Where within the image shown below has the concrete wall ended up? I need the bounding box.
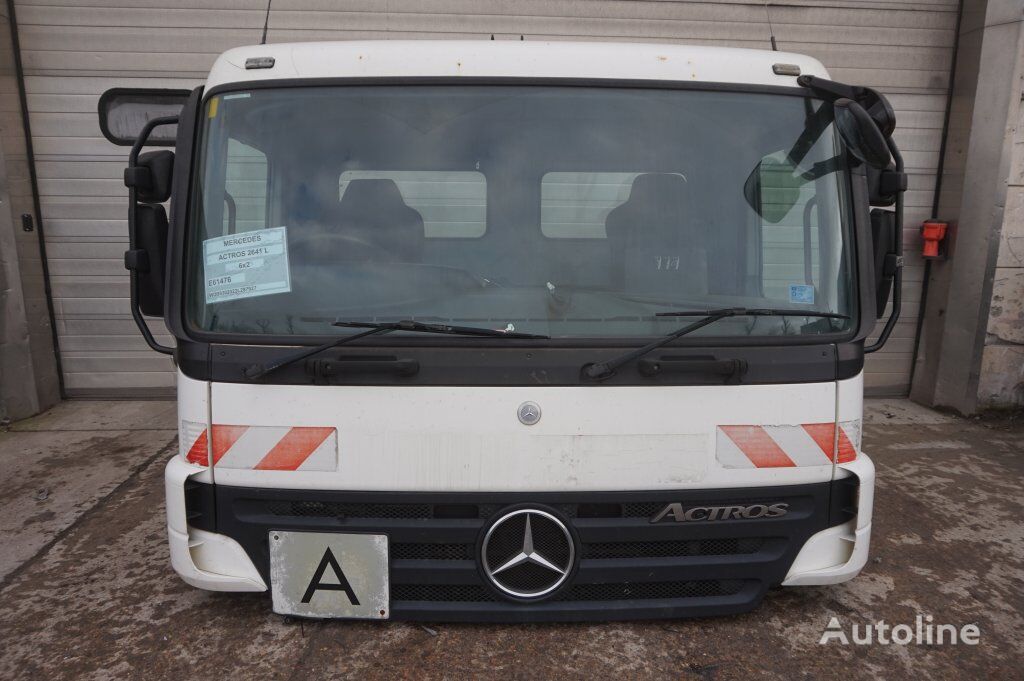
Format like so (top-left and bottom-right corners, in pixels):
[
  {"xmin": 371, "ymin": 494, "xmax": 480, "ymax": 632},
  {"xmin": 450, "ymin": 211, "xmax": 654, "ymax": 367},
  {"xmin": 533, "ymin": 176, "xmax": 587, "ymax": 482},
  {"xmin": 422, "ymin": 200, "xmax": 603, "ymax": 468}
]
[
  {"xmin": 0, "ymin": 0, "xmax": 59, "ymax": 422},
  {"xmin": 978, "ymin": 54, "xmax": 1024, "ymax": 408},
  {"xmin": 911, "ymin": 0, "xmax": 1024, "ymax": 413}
]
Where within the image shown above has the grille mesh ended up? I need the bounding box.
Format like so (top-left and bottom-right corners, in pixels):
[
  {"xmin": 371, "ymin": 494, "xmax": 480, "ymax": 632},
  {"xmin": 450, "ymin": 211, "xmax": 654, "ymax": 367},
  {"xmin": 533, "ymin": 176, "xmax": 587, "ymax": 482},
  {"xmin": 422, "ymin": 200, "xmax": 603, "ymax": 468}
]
[
  {"xmin": 583, "ymin": 537, "xmax": 764, "ymax": 559},
  {"xmin": 391, "ymin": 580, "xmax": 746, "ymax": 603},
  {"xmin": 267, "ymin": 500, "xmax": 432, "ymax": 519},
  {"xmin": 265, "ymin": 500, "xmax": 783, "ymax": 522},
  {"xmin": 390, "ymin": 538, "xmax": 766, "ymax": 562},
  {"xmin": 391, "ymin": 543, "xmax": 474, "ymax": 561}
]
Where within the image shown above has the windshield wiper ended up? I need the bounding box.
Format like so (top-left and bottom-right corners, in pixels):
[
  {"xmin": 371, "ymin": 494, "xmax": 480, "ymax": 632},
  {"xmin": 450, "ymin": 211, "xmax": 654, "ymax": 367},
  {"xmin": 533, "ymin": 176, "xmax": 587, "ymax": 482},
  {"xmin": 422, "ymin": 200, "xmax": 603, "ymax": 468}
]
[
  {"xmin": 334, "ymin": 319, "xmax": 548, "ymax": 339},
  {"xmin": 243, "ymin": 326, "xmax": 394, "ymax": 380},
  {"xmin": 583, "ymin": 307, "xmax": 850, "ymax": 381},
  {"xmin": 244, "ymin": 319, "xmax": 548, "ymax": 381},
  {"xmin": 244, "ymin": 320, "xmax": 547, "ymax": 381}
]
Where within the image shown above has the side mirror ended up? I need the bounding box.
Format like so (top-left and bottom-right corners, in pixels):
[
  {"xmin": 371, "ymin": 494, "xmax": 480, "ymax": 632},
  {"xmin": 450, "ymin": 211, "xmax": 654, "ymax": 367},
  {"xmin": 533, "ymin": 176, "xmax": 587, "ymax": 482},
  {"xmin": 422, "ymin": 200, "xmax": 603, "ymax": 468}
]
[
  {"xmin": 126, "ymin": 150, "xmax": 174, "ymax": 203},
  {"xmin": 123, "ymin": 149, "xmax": 174, "ymax": 317},
  {"xmin": 870, "ymin": 209, "xmax": 901, "ymax": 319},
  {"xmin": 743, "ymin": 153, "xmax": 806, "ymax": 224},
  {"xmin": 125, "ymin": 205, "xmax": 169, "ymax": 317},
  {"xmin": 833, "ymin": 98, "xmax": 891, "ymax": 169},
  {"xmin": 98, "ymin": 88, "xmax": 189, "ymax": 146}
]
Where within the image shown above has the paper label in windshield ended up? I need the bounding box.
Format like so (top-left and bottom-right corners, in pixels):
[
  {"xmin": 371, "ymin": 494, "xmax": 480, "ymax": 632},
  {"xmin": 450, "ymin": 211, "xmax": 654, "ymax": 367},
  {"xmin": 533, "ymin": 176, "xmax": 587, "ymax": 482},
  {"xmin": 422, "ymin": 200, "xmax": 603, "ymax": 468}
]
[
  {"xmin": 204, "ymin": 226, "xmax": 291, "ymax": 304},
  {"xmin": 788, "ymin": 284, "xmax": 815, "ymax": 305}
]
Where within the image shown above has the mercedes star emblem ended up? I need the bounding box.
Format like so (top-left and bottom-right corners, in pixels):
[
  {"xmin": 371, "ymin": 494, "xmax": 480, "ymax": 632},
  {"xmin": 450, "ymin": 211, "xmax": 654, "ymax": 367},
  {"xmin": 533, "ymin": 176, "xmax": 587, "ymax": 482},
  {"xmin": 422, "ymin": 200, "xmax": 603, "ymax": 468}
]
[
  {"xmin": 517, "ymin": 401, "xmax": 541, "ymax": 426},
  {"xmin": 481, "ymin": 508, "xmax": 575, "ymax": 599}
]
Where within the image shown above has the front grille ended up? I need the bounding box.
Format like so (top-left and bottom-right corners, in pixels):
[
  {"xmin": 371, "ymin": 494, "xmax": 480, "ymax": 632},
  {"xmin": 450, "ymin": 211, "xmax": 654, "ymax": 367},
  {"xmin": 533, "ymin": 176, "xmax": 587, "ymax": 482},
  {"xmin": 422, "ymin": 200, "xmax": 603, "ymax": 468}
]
[
  {"xmin": 268, "ymin": 500, "xmax": 433, "ymax": 519},
  {"xmin": 392, "ymin": 580, "xmax": 746, "ymax": 603},
  {"xmin": 268, "ymin": 500, "xmax": 784, "ymax": 522},
  {"xmin": 391, "ymin": 543, "xmax": 473, "ymax": 560},
  {"xmin": 565, "ymin": 579, "xmax": 744, "ymax": 602},
  {"xmin": 393, "ymin": 584, "xmax": 494, "ymax": 602},
  {"xmin": 582, "ymin": 537, "xmax": 765, "ymax": 559},
  {"xmin": 390, "ymin": 537, "xmax": 766, "ymax": 561},
  {"xmin": 214, "ymin": 482, "xmax": 845, "ymax": 619}
]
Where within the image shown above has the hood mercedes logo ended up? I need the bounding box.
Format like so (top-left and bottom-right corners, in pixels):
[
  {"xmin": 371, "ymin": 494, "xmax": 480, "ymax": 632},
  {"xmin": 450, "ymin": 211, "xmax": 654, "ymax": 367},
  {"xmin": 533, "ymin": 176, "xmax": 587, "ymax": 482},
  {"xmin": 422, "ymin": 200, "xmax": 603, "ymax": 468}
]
[
  {"xmin": 481, "ymin": 508, "xmax": 575, "ymax": 599},
  {"xmin": 517, "ymin": 401, "xmax": 541, "ymax": 425}
]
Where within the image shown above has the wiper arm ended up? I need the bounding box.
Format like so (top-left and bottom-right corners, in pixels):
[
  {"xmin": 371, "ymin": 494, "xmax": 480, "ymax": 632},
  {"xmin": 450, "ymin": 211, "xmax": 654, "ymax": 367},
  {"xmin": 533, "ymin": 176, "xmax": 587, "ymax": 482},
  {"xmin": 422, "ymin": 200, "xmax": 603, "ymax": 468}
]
[
  {"xmin": 583, "ymin": 307, "xmax": 849, "ymax": 381},
  {"xmin": 333, "ymin": 319, "xmax": 549, "ymax": 339},
  {"xmin": 243, "ymin": 326, "xmax": 394, "ymax": 380},
  {"xmin": 244, "ymin": 319, "xmax": 547, "ymax": 381}
]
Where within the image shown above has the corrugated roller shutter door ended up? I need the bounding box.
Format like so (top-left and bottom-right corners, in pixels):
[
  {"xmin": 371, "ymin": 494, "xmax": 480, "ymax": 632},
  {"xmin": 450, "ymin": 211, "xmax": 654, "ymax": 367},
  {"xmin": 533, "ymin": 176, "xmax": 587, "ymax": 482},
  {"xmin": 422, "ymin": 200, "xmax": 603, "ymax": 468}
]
[{"xmin": 14, "ymin": 0, "xmax": 956, "ymax": 396}]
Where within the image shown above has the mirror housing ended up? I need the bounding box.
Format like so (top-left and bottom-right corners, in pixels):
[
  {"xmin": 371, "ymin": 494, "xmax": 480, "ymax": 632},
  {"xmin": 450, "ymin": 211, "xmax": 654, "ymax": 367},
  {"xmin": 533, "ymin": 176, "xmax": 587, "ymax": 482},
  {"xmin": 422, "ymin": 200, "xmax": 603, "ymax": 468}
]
[
  {"xmin": 743, "ymin": 153, "xmax": 806, "ymax": 223},
  {"xmin": 126, "ymin": 204, "xmax": 169, "ymax": 317},
  {"xmin": 124, "ymin": 150, "xmax": 174, "ymax": 203},
  {"xmin": 834, "ymin": 98, "xmax": 891, "ymax": 169},
  {"xmin": 870, "ymin": 209, "xmax": 900, "ymax": 319},
  {"xmin": 98, "ymin": 88, "xmax": 189, "ymax": 146},
  {"xmin": 866, "ymin": 162, "xmax": 908, "ymax": 207}
]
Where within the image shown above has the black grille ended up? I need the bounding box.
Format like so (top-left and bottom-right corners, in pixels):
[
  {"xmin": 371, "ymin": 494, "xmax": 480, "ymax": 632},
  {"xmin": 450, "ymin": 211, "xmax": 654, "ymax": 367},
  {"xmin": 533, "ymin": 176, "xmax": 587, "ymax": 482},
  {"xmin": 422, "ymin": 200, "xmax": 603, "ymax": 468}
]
[
  {"xmin": 391, "ymin": 580, "xmax": 746, "ymax": 603},
  {"xmin": 267, "ymin": 500, "xmax": 433, "ymax": 519},
  {"xmin": 265, "ymin": 500, "xmax": 785, "ymax": 522},
  {"xmin": 582, "ymin": 537, "xmax": 765, "ymax": 559},
  {"xmin": 565, "ymin": 579, "xmax": 744, "ymax": 601},
  {"xmin": 621, "ymin": 502, "xmax": 667, "ymax": 518},
  {"xmin": 210, "ymin": 482, "xmax": 846, "ymax": 620},
  {"xmin": 393, "ymin": 584, "xmax": 495, "ymax": 602},
  {"xmin": 391, "ymin": 543, "xmax": 474, "ymax": 560},
  {"xmin": 389, "ymin": 538, "xmax": 766, "ymax": 562}
]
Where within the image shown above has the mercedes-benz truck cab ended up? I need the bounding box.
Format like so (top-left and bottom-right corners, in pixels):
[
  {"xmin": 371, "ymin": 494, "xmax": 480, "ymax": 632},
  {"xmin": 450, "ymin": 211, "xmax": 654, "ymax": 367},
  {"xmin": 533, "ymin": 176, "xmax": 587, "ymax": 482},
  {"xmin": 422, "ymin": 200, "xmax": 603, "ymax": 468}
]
[{"xmin": 102, "ymin": 40, "xmax": 906, "ymax": 621}]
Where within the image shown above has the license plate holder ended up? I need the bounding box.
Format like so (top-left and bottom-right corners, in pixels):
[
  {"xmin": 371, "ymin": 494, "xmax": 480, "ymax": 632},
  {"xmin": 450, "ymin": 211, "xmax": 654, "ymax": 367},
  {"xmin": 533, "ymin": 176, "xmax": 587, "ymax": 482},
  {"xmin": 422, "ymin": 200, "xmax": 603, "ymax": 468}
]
[{"xmin": 269, "ymin": 531, "xmax": 389, "ymax": 619}]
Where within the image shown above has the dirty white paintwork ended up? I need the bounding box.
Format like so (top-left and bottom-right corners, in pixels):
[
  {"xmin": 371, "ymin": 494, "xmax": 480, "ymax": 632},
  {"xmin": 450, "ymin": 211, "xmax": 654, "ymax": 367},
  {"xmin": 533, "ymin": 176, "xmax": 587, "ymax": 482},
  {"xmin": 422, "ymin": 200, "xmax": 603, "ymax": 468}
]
[
  {"xmin": 166, "ymin": 368, "xmax": 872, "ymax": 591},
  {"xmin": 205, "ymin": 40, "xmax": 829, "ymax": 91},
  {"xmin": 205, "ymin": 373, "xmax": 855, "ymax": 491},
  {"xmin": 164, "ymin": 457, "xmax": 265, "ymax": 592}
]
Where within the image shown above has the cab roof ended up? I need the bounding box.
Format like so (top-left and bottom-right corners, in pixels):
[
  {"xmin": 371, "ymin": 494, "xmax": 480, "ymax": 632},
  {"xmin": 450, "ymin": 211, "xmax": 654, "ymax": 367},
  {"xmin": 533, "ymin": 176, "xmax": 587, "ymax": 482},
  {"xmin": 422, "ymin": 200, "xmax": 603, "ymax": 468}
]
[{"xmin": 205, "ymin": 40, "xmax": 829, "ymax": 92}]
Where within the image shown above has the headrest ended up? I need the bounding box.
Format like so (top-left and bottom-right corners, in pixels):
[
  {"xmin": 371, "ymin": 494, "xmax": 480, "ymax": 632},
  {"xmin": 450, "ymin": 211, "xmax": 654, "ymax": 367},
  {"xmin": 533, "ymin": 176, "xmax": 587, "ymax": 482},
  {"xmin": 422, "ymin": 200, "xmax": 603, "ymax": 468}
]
[
  {"xmin": 626, "ymin": 173, "xmax": 688, "ymax": 205},
  {"xmin": 338, "ymin": 179, "xmax": 408, "ymax": 218}
]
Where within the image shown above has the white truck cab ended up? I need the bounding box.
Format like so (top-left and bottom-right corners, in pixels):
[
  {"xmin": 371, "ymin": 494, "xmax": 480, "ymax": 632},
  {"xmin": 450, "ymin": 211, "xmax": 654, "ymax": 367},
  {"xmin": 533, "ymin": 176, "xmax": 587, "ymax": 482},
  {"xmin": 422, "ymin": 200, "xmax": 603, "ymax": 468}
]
[{"xmin": 101, "ymin": 40, "xmax": 905, "ymax": 621}]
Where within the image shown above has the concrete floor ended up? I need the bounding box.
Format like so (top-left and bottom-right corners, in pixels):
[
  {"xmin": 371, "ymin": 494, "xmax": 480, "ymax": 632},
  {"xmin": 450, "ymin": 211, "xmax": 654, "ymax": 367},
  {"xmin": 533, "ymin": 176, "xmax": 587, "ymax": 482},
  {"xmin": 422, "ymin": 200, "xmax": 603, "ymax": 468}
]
[{"xmin": 0, "ymin": 399, "xmax": 1021, "ymax": 680}]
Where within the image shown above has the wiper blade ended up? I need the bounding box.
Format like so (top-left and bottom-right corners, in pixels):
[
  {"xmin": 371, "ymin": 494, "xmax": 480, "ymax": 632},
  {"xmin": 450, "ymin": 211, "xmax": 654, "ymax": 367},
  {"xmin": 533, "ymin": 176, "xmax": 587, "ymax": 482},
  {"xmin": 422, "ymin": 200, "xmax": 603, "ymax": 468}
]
[
  {"xmin": 244, "ymin": 319, "xmax": 547, "ymax": 381},
  {"xmin": 583, "ymin": 307, "xmax": 849, "ymax": 381},
  {"xmin": 655, "ymin": 307, "xmax": 849, "ymax": 319},
  {"xmin": 333, "ymin": 319, "xmax": 549, "ymax": 339}
]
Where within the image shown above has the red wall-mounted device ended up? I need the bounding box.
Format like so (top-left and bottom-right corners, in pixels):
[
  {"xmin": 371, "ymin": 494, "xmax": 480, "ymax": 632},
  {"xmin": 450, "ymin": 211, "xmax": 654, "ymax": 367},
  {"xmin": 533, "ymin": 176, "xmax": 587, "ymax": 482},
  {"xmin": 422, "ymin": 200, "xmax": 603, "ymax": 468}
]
[{"xmin": 921, "ymin": 220, "xmax": 948, "ymax": 260}]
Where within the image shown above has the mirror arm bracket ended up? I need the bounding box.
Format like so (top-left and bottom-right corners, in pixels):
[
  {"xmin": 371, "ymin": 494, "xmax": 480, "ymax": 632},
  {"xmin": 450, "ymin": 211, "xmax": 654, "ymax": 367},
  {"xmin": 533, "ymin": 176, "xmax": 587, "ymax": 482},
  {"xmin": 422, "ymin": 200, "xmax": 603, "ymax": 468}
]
[
  {"xmin": 796, "ymin": 75, "xmax": 862, "ymax": 104},
  {"xmin": 127, "ymin": 115, "xmax": 179, "ymax": 356}
]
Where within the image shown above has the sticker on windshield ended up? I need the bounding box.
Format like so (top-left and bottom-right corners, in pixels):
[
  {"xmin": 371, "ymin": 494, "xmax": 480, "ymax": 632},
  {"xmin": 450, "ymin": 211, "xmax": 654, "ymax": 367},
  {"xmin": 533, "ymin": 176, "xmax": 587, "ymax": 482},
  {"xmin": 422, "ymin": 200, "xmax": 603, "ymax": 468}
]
[
  {"xmin": 204, "ymin": 226, "xmax": 291, "ymax": 304},
  {"xmin": 788, "ymin": 284, "xmax": 815, "ymax": 305}
]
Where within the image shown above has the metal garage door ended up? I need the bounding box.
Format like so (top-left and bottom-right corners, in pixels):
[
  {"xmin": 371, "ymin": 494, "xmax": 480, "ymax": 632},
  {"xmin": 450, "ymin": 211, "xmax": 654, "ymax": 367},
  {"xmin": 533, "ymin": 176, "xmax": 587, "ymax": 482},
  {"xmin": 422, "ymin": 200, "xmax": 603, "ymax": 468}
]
[{"xmin": 13, "ymin": 0, "xmax": 955, "ymax": 396}]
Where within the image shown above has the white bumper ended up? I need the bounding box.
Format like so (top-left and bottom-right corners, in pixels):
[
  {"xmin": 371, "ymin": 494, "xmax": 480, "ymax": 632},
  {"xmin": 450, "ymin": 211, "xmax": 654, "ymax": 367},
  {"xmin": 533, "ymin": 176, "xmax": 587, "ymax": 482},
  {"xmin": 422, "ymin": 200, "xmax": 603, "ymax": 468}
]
[
  {"xmin": 165, "ymin": 457, "xmax": 266, "ymax": 592},
  {"xmin": 782, "ymin": 453, "xmax": 875, "ymax": 586}
]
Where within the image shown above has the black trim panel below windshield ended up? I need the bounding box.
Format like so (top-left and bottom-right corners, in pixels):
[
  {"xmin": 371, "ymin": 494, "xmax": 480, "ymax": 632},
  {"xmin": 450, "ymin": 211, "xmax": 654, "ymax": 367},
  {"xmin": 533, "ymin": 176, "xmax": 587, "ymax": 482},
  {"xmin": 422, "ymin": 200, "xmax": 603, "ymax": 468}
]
[{"xmin": 177, "ymin": 339, "xmax": 864, "ymax": 386}]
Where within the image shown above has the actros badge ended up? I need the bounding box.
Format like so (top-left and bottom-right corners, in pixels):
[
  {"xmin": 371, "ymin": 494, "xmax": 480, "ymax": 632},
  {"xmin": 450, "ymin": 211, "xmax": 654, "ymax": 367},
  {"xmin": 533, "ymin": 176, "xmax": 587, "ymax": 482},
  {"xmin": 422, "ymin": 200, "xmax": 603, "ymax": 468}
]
[{"xmin": 650, "ymin": 502, "xmax": 789, "ymax": 523}]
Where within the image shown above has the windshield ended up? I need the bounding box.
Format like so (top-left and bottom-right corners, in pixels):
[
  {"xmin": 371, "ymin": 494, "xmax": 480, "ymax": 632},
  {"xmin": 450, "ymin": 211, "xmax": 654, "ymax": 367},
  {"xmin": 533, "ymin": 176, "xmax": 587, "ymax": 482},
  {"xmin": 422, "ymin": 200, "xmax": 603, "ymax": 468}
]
[{"xmin": 188, "ymin": 84, "xmax": 854, "ymax": 340}]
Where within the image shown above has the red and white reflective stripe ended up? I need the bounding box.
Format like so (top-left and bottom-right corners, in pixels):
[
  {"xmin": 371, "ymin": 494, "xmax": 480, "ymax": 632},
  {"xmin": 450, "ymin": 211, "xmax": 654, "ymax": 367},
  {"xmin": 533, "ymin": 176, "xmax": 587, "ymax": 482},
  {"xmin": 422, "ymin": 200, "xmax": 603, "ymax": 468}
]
[
  {"xmin": 181, "ymin": 422, "xmax": 337, "ymax": 471},
  {"xmin": 716, "ymin": 421, "xmax": 860, "ymax": 468}
]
